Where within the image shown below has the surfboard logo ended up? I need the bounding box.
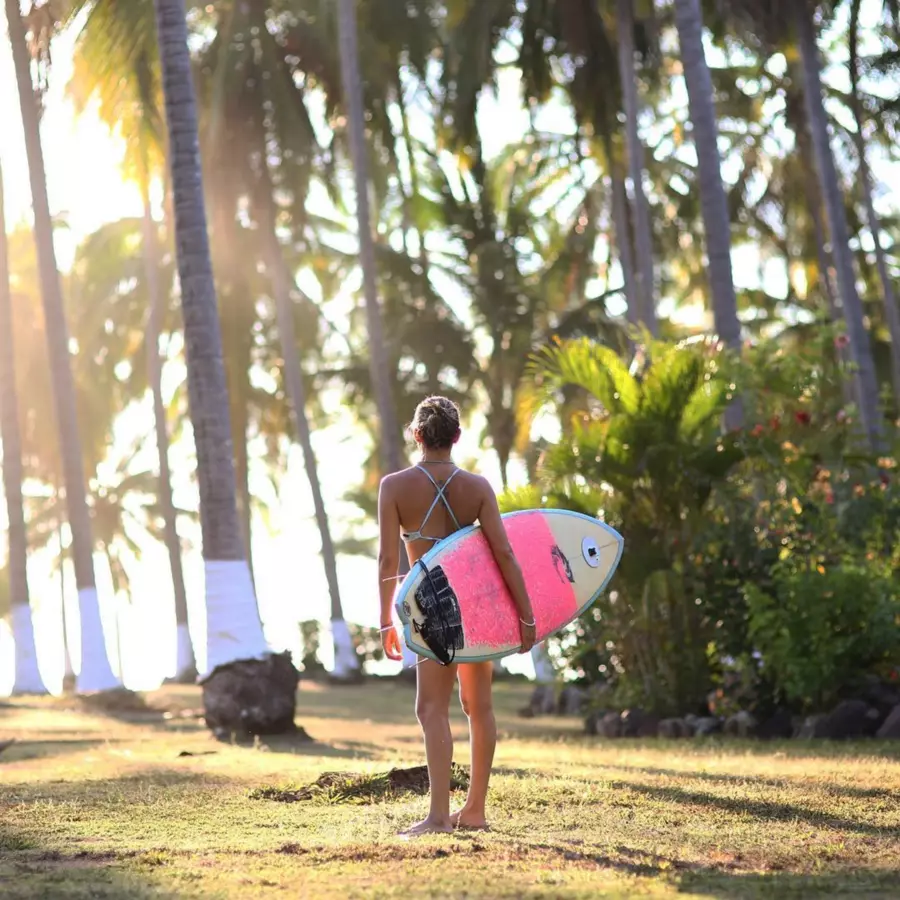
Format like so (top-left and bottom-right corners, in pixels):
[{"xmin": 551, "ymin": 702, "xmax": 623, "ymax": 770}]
[{"xmin": 551, "ymin": 545, "xmax": 575, "ymax": 584}]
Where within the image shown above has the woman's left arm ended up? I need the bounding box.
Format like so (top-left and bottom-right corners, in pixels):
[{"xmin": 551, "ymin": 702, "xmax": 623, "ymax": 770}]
[{"xmin": 377, "ymin": 477, "xmax": 403, "ymax": 660}]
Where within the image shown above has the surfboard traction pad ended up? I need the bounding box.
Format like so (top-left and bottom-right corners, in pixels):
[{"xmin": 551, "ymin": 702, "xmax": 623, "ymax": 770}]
[
  {"xmin": 407, "ymin": 563, "xmax": 465, "ymax": 665},
  {"xmin": 405, "ymin": 541, "xmax": 577, "ymax": 666}
]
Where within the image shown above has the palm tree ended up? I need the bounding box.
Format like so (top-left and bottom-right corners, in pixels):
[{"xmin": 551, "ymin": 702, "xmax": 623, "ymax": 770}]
[
  {"xmin": 791, "ymin": 0, "xmax": 883, "ymax": 448},
  {"xmin": 0, "ymin": 161, "xmax": 46, "ymax": 695},
  {"xmin": 336, "ymin": 0, "xmax": 404, "ymax": 476},
  {"xmin": 66, "ymin": 0, "xmax": 197, "ymax": 680},
  {"xmin": 615, "ymin": 0, "xmax": 658, "ymax": 335},
  {"xmin": 253, "ymin": 160, "xmax": 359, "ymax": 680},
  {"xmin": 672, "ymin": 0, "xmax": 743, "ymax": 428},
  {"xmin": 6, "ymin": 0, "xmax": 119, "ymax": 693},
  {"xmin": 152, "ymin": 0, "xmax": 299, "ymax": 734},
  {"xmin": 849, "ymin": 0, "xmax": 900, "ymax": 406},
  {"xmin": 141, "ymin": 173, "xmax": 197, "ymax": 682}
]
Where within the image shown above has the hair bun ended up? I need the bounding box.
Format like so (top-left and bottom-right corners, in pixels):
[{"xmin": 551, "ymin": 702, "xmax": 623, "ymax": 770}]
[{"xmin": 408, "ymin": 396, "xmax": 460, "ymax": 450}]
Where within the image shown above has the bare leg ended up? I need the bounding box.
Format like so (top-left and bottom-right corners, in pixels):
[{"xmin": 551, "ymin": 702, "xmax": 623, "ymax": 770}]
[
  {"xmin": 453, "ymin": 661, "xmax": 496, "ymax": 829},
  {"xmin": 402, "ymin": 657, "xmax": 457, "ymax": 836}
]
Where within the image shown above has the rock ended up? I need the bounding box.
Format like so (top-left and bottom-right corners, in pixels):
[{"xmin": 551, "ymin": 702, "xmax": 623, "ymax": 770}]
[
  {"xmin": 756, "ymin": 709, "xmax": 795, "ymax": 740},
  {"xmin": 584, "ymin": 710, "xmax": 604, "ymax": 735},
  {"xmin": 796, "ymin": 714, "xmax": 827, "ymax": 739},
  {"xmin": 525, "ymin": 685, "xmax": 557, "ymax": 717},
  {"xmin": 557, "ymin": 685, "xmax": 586, "ymax": 717},
  {"xmin": 857, "ymin": 677, "xmax": 900, "ymax": 717},
  {"xmin": 692, "ymin": 717, "xmax": 723, "ymax": 737},
  {"xmin": 658, "ymin": 718, "xmax": 694, "ymax": 739},
  {"xmin": 724, "ymin": 711, "xmax": 757, "ymax": 738},
  {"xmin": 620, "ymin": 709, "xmax": 660, "ymax": 738},
  {"xmin": 202, "ymin": 652, "xmax": 300, "ymax": 739},
  {"xmin": 596, "ymin": 712, "xmax": 624, "ymax": 738},
  {"xmin": 814, "ymin": 700, "xmax": 878, "ymax": 740},
  {"xmin": 876, "ymin": 705, "xmax": 900, "ymax": 739}
]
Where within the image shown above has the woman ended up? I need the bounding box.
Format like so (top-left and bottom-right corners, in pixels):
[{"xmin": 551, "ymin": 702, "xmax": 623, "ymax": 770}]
[{"xmin": 378, "ymin": 396, "xmax": 536, "ymax": 836}]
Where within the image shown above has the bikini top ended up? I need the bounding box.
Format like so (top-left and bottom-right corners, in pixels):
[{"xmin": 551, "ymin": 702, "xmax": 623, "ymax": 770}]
[{"xmin": 400, "ymin": 465, "xmax": 462, "ymax": 544}]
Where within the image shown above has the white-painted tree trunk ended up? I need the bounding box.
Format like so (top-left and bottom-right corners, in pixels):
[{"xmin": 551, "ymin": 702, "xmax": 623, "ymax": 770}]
[
  {"xmin": 201, "ymin": 560, "xmax": 270, "ymax": 678},
  {"xmin": 75, "ymin": 587, "xmax": 119, "ymax": 693},
  {"xmin": 173, "ymin": 623, "xmax": 195, "ymax": 681},
  {"xmin": 11, "ymin": 604, "xmax": 45, "ymax": 695},
  {"xmin": 331, "ymin": 618, "xmax": 359, "ymax": 679}
]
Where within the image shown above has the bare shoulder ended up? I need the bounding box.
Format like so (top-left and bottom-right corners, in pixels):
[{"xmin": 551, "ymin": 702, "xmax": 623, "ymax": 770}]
[
  {"xmin": 379, "ymin": 465, "xmax": 417, "ymax": 494},
  {"xmin": 458, "ymin": 470, "xmax": 493, "ymax": 497}
]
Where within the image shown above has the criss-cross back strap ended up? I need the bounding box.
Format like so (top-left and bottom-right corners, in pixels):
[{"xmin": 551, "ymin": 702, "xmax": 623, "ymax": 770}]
[{"xmin": 401, "ymin": 466, "xmax": 461, "ymax": 543}]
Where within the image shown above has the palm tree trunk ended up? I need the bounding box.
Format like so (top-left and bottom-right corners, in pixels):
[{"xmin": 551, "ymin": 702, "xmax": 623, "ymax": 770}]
[
  {"xmin": 673, "ymin": 0, "xmax": 744, "ymax": 429},
  {"xmin": 253, "ymin": 161, "xmax": 359, "ymax": 680},
  {"xmin": 140, "ymin": 174, "xmax": 196, "ymax": 683},
  {"xmin": 792, "ymin": 0, "xmax": 883, "ymax": 449},
  {"xmin": 7, "ymin": 0, "xmax": 118, "ymax": 693},
  {"xmin": 603, "ymin": 132, "xmax": 639, "ymax": 325},
  {"xmin": 337, "ymin": 0, "xmax": 404, "ymax": 474},
  {"xmin": 615, "ymin": 0, "xmax": 657, "ymax": 336},
  {"xmin": 152, "ymin": 0, "xmax": 297, "ymax": 737},
  {"xmin": 796, "ymin": 120, "xmax": 858, "ymax": 409},
  {"xmin": 0, "ymin": 161, "xmax": 46, "ymax": 695},
  {"xmin": 849, "ymin": 0, "xmax": 900, "ymax": 407}
]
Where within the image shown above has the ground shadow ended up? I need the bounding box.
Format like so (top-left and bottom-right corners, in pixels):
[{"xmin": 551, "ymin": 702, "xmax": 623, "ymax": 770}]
[
  {"xmin": 678, "ymin": 868, "xmax": 900, "ymax": 898},
  {"xmin": 600, "ymin": 764, "xmax": 900, "ymax": 801},
  {"xmin": 1, "ymin": 821, "xmax": 180, "ymax": 899},
  {"xmin": 249, "ymin": 733, "xmax": 381, "ymax": 760},
  {"xmin": 525, "ymin": 840, "xmax": 900, "ymax": 898},
  {"xmin": 0, "ymin": 738, "xmax": 126, "ymax": 765},
  {"xmin": 619, "ymin": 780, "xmax": 900, "ymax": 838}
]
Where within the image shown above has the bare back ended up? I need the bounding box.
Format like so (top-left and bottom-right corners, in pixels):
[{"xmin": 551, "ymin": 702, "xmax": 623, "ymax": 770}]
[{"xmin": 392, "ymin": 465, "xmax": 484, "ymax": 565}]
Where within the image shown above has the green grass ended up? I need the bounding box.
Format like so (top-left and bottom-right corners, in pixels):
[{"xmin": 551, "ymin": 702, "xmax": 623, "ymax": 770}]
[{"xmin": 1, "ymin": 682, "xmax": 899, "ymax": 898}]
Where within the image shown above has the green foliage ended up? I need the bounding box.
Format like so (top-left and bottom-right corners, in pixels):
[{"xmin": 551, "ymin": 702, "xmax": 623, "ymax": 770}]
[
  {"xmin": 509, "ymin": 336, "xmax": 749, "ymax": 714},
  {"xmin": 745, "ymin": 562, "xmax": 900, "ymax": 711}
]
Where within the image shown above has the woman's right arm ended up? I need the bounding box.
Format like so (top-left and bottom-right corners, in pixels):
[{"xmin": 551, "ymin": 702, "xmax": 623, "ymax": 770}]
[{"xmin": 477, "ymin": 481, "xmax": 537, "ymax": 652}]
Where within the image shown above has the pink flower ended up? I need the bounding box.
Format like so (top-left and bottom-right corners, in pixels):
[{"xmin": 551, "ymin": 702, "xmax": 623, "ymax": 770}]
[{"xmin": 834, "ymin": 334, "xmax": 850, "ymax": 349}]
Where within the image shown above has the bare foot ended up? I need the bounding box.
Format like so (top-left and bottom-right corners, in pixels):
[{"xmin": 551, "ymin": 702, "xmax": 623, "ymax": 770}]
[
  {"xmin": 450, "ymin": 809, "xmax": 490, "ymax": 831},
  {"xmin": 400, "ymin": 817, "xmax": 453, "ymax": 838}
]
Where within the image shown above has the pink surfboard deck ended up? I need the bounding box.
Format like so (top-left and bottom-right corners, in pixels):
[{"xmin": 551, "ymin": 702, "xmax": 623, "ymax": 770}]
[{"xmin": 395, "ymin": 509, "xmax": 624, "ymax": 664}]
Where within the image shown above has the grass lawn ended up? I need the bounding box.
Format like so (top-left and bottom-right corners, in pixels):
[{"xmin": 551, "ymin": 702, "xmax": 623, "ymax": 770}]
[{"xmin": 1, "ymin": 680, "xmax": 899, "ymax": 899}]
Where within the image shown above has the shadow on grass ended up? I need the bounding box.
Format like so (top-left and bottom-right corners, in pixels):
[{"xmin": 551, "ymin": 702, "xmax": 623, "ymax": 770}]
[
  {"xmin": 0, "ymin": 739, "xmax": 126, "ymax": 765},
  {"xmin": 619, "ymin": 780, "xmax": 900, "ymax": 838},
  {"xmin": 529, "ymin": 841, "xmax": 900, "ymax": 898},
  {"xmin": 678, "ymin": 868, "xmax": 900, "ymax": 898},
  {"xmin": 602, "ymin": 764, "xmax": 900, "ymax": 801},
  {"xmin": 0, "ymin": 822, "xmax": 177, "ymax": 900}
]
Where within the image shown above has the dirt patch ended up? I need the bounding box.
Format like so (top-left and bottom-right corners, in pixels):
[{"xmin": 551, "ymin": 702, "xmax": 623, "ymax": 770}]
[{"xmin": 250, "ymin": 764, "xmax": 470, "ymax": 805}]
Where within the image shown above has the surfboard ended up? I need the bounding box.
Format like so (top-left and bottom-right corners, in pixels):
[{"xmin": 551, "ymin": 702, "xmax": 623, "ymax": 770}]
[{"xmin": 394, "ymin": 509, "xmax": 624, "ymax": 665}]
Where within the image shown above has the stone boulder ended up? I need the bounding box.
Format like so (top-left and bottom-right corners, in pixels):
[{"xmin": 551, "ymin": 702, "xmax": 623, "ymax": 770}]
[
  {"xmin": 876, "ymin": 704, "xmax": 900, "ymax": 739},
  {"xmin": 797, "ymin": 700, "xmax": 880, "ymax": 740},
  {"xmin": 658, "ymin": 718, "xmax": 694, "ymax": 739},
  {"xmin": 724, "ymin": 711, "xmax": 757, "ymax": 738},
  {"xmin": 691, "ymin": 717, "xmax": 723, "ymax": 737},
  {"xmin": 202, "ymin": 652, "xmax": 300, "ymax": 739},
  {"xmin": 526, "ymin": 685, "xmax": 558, "ymax": 717},
  {"xmin": 595, "ymin": 711, "xmax": 624, "ymax": 738},
  {"xmin": 557, "ymin": 685, "xmax": 587, "ymax": 717},
  {"xmin": 620, "ymin": 709, "xmax": 660, "ymax": 738},
  {"xmin": 756, "ymin": 709, "xmax": 795, "ymax": 740}
]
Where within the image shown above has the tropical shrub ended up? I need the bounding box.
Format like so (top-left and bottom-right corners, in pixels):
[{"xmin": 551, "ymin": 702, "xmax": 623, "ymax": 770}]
[{"xmin": 507, "ymin": 336, "xmax": 749, "ymax": 714}]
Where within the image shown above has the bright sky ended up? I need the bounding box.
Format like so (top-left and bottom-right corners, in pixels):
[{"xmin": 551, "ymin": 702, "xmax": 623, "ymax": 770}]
[{"xmin": 0, "ymin": 2, "xmax": 894, "ymax": 693}]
